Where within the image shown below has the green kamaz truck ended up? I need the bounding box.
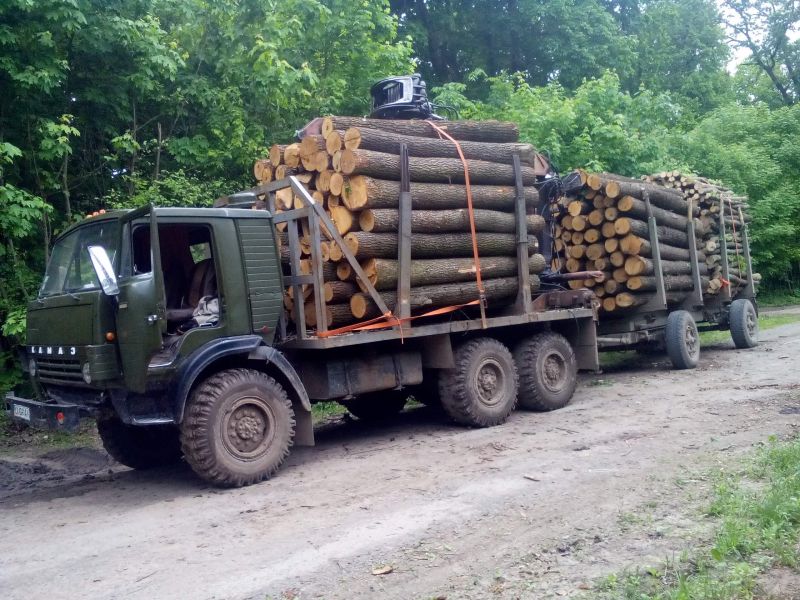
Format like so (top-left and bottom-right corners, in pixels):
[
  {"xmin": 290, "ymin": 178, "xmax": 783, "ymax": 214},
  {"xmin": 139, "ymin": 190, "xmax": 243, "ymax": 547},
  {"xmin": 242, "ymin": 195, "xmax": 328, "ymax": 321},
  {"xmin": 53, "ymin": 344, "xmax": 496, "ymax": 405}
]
[{"xmin": 5, "ymin": 175, "xmax": 598, "ymax": 487}]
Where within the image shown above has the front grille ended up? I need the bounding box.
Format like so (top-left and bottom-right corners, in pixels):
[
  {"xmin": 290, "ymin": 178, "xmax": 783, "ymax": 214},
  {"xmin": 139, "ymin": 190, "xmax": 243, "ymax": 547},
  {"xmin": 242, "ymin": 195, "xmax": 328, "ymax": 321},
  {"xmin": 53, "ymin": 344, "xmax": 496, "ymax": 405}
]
[{"xmin": 37, "ymin": 356, "xmax": 83, "ymax": 384}]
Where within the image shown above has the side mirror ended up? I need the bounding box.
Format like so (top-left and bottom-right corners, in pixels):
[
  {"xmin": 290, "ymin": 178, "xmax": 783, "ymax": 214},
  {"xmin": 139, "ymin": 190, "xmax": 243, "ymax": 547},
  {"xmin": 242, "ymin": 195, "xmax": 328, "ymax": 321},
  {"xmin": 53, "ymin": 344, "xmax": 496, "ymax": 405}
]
[{"xmin": 88, "ymin": 245, "xmax": 120, "ymax": 296}]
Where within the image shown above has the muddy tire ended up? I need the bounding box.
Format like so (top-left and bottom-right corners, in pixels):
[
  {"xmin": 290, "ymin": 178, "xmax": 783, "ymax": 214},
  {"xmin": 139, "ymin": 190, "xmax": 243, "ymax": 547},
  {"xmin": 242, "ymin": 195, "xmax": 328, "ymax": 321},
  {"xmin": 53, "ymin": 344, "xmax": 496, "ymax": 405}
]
[
  {"xmin": 665, "ymin": 310, "xmax": 700, "ymax": 370},
  {"xmin": 97, "ymin": 417, "xmax": 182, "ymax": 470},
  {"xmin": 514, "ymin": 332, "xmax": 577, "ymax": 411},
  {"xmin": 438, "ymin": 337, "xmax": 518, "ymax": 427},
  {"xmin": 729, "ymin": 299, "xmax": 758, "ymax": 349},
  {"xmin": 180, "ymin": 369, "xmax": 295, "ymax": 488},
  {"xmin": 341, "ymin": 392, "xmax": 407, "ymax": 421}
]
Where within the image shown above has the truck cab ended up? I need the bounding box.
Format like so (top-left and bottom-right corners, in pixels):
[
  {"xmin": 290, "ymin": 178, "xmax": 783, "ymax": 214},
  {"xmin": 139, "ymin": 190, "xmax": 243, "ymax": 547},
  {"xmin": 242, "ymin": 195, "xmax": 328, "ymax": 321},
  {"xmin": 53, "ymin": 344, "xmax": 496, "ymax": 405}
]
[{"xmin": 8, "ymin": 206, "xmax": 314, "ymax": 485}]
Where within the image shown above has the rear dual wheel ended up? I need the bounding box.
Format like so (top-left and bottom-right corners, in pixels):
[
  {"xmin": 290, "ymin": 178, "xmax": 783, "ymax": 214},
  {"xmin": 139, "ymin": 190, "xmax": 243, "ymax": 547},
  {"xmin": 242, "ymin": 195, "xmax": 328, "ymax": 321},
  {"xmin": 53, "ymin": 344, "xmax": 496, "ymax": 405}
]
[{"xmin": 438, "ymin": 337, "xmax": 519, "ymax": 427}]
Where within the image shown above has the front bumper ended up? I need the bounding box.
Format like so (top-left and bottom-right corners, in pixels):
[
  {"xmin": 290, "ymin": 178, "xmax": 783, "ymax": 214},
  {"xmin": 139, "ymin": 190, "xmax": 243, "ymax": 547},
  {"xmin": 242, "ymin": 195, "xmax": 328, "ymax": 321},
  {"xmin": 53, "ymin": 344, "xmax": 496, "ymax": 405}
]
[{"xmin": 4, "ymin": 392, "xmax": 83, "ymax": 432}]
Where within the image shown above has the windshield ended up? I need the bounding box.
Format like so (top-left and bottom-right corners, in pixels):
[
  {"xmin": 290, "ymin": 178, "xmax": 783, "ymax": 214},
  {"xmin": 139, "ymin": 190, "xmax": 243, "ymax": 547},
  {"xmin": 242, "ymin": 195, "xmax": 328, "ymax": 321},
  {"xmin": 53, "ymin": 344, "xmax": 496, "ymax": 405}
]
[{"xmin": 39, "ymin": 221, "xmax": 119, "ymax": 297}]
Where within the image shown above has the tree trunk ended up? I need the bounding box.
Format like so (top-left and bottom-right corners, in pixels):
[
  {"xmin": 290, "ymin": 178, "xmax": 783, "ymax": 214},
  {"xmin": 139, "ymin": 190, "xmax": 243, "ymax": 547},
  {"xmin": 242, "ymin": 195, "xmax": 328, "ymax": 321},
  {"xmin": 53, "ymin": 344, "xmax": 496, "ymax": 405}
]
[
  {"xmin": 616, "ymin": 195, "xmax": 690, "ymax": 231},
  {"xmin": 350, "ymin": 275, "xmax": 541, "ymax": 319},
  {"xmin": 604, "ymin": 178, "xmax": 694, "ymax": 216},
  {"xmin": 359, "ymin": 208, "xmax": 544, "ymax": 234},
  {"xmin": 299, "ymin": 302, "xmax": 353, "ymax": 328},
  {"xmin": 613, "ymin": 291, "xmax": 689, "ymax": 309},
  {"xmin": 338, "ymin": 149, "xmax": 537, "ymax": 185},
  {"xmin": 624, "ymin": 256, "xmax": 708, "ymax": 277},
  {"xmin": 343, "ymin": 231, "xmax": 538, "ymax": 259},
  {"xmin": 359, "ymin": 254, "xmax": 546, "ymax": 291},
  {"xmin": 626, "ymin": 275, "xmax": 709, "ymax": 292},
  {"xmin": 336, "ymin": 127, "xmax": 538, "ymax": 164},
  {"xmin": 619, "ymin": 235, "xmax": 693, "ymax": 261},
  {"xmin": 341, "ymin": 176, "xmax": 538, "ymax": 211},
  {"xmin": 269, "ymin": 144, "xmax": 285, "ymax": 167},
  {"xmin": 323, "ymin": 281, "xmax": 357, "ymax": 303},
  {"xmin": 321, "ymin": 116, "xmax": 520, "ymax": 143},
  {"xmin": 613, "ymin": 216, "xmax": 691, "ymax": 248}
]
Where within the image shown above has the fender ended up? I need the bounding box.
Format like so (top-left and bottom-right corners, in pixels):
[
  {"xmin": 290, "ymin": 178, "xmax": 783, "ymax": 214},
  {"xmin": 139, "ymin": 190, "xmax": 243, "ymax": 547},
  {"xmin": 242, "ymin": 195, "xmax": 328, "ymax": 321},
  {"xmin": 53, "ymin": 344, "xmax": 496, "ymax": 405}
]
[
  {"xmin": 246, "ymin": 346, "xmax": 311, "ymax": 412},
  {"xmin": 171, "ymin": 335, "xmax": 264, "ymax": 422}
]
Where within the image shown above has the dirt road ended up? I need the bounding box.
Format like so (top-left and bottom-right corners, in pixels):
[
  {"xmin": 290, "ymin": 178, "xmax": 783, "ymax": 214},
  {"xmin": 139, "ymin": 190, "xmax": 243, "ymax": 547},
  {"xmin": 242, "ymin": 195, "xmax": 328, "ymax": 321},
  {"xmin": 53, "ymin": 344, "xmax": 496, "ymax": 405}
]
[{"xmin": 2, "ymin": 321, "xmax": 799, "ymax": 600}]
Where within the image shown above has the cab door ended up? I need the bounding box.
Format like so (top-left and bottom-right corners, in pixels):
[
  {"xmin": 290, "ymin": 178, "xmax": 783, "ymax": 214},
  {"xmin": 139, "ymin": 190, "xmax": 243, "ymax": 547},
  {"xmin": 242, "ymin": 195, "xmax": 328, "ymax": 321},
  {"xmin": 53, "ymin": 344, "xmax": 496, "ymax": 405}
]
[{"xmin": 115, "ymin": 206, "xmax": 166, "ymax": 393}]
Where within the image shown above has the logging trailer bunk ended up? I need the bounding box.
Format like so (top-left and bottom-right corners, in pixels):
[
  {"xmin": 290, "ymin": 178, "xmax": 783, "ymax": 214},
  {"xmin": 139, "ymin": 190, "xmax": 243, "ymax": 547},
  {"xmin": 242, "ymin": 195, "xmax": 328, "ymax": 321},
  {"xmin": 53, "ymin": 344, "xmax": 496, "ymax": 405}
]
[{"xmin": 588, "ymin": 189, "xmax": 759, "ymax": 369}]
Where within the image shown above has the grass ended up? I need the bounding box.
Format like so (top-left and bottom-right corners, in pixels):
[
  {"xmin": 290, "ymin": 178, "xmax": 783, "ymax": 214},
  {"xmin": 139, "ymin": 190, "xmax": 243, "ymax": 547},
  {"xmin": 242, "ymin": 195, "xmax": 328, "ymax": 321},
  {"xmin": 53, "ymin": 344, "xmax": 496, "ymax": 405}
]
[
  {"xmin": 699, "ymin": 313, "xmax": 800, "ymax": 346},
  {"xmin": 311, "ymin": 401, "xmax": 348, "ymax": 424},
  {"xmin": 594, "ymin": 434, "xmax": 800, "ymax": 599},
  {"xmin": 756, "ymin": 290, "xmax": 800, "ymax": 308}
]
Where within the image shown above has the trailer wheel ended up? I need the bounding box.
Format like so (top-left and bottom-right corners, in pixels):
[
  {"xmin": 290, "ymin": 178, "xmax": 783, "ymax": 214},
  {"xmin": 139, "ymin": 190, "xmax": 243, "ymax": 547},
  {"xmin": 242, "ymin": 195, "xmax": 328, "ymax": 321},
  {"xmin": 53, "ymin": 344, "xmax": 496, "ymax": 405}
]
[
  {"xmin": 514, "ymin": 332, "xmax": 577, "ymax": 411},
  {"xmin": 341, "ymin": 392, "xmax": 408, "ymax": 421},
  {"xmin": 665, "ymin": 310, "xmax": 700, "ymax": 370},
  {"xmin": 181, "ymin": 369, "xmax": 294, "ymax": 487},
  {"xmin": 729, "ymin": 299, "xmax": 758, "ymax": 349},
  {"xmin": 439, "ymin": 338, "xmax": 518, "ymax": 427},
  {"xmin": 97, "ymin": 417, "xmax": 182, "ymax": 470}
]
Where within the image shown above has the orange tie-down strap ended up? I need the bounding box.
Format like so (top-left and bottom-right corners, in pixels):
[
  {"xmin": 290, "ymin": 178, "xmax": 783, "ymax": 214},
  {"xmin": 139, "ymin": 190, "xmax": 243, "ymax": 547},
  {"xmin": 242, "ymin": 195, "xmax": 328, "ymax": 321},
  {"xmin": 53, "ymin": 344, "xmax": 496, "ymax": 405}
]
[{"xmin": 315, "ymin": 300, "xmax": 481, "ymax": 338}]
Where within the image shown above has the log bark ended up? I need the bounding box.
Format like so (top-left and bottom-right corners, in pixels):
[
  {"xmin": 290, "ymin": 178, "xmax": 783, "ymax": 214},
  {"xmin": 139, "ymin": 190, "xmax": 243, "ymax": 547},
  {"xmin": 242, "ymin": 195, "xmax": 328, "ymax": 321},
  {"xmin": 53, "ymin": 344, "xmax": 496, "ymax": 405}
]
[
  {"xmin": 613, "ymin": 217, "xmax": 690, "ymax": 248},
  {"xmin": 613, "ymin": 292, "xmax": 689, "ymax": 309},
  {"xmin": 350, "ymin": 275, "xmax": 541, "ymax": 319},
  {"xmin": 604, "ymin": 178, "xmax": 692, "ymax": 215},
  {"xmin": 359, "ymin": 254, "xmax": 546, "ymax": 291},
  {"xmin": 626, "ymin": 275, "xmax": 709, "ymax": 292},
  {"xmin": 619, "ymin": 235, "xmax": 693, "ymax": 261},
  {"xmin": 338, "ymin": 127, "xmax": 538, "ymax": 165},
  {"xmin": 341, "ymin": 176, "xmax": 538, "ymax": 211},
  {"xmin": 323, "ymin": 281, "xmax": 357, "ymax": 303},
  {"xmin": 343, "ymin": 231, "xmax": 538, "ymax": 259},
  {"xmin": 321, "ymin": 116, "xmax": 520, "ymax": 143},
  {"xmin": 624, "ymin": 256, "xmax": 708, "ymax": 277},
  {"xmin": 616, "ymin": 195, "xmax": 690, "ymax": 231},
  {"xmin": 359, "ymin": 208, "xmax": 544, "ymax": 235},
  {"xmin": 299, "ymin": 302, "xmax": 353, "ymax": 328},
  {"xmin": 338, "ymin": 149, "xmax": 538, "ymax": 185}
]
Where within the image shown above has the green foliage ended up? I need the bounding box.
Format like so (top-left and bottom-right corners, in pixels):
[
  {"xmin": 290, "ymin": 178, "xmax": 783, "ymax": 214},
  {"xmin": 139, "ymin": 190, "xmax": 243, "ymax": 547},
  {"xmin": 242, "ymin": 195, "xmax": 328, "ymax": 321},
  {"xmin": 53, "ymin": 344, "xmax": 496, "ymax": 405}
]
[{"xmin": 434, "ymin": 71, "xmax": 683, "ymax": 175}]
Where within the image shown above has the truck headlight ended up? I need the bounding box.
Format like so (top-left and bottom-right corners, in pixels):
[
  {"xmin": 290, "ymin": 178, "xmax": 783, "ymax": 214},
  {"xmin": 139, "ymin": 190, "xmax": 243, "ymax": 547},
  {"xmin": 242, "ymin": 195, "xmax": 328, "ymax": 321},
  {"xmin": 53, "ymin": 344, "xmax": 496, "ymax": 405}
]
[
  {"xmin": 82, "ymin": 362, "xmax": 92, "ymax": 384},
  {"xmin": 28, "ymin": 357, "xmax": 37, "ymax": 377}
]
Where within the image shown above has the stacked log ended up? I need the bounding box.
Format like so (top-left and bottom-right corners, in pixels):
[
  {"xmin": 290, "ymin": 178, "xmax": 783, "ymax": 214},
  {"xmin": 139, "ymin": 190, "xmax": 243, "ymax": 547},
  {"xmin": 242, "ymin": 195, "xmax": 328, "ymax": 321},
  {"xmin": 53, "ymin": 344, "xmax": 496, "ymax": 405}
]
[
  {"xmin": 256, "ymin": 116, "xmax": 547, "ymax": 330},
  {"xmin": 556, "ymin": 170, "xmax": 759, "ymax": 316},
  {"xmin": 643, "ymin": 171, "xmax": 760, "ymax": 297}
]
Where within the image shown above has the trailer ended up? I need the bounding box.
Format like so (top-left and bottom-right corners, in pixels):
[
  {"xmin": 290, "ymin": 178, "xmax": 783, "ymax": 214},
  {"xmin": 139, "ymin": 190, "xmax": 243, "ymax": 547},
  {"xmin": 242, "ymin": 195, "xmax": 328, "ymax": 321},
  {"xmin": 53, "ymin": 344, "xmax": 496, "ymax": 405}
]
[{"xmin": 589, "ymin": 190, "xmax": 759, "ymax": 368}]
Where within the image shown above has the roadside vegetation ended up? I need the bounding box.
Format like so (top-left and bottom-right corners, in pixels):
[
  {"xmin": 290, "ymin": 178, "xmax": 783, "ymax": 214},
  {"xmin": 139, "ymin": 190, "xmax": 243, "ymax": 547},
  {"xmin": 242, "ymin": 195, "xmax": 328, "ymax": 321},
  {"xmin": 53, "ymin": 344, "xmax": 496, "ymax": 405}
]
[{"xmin": 594, "ymin": 434, "xmax": 800, "ymax": 599}]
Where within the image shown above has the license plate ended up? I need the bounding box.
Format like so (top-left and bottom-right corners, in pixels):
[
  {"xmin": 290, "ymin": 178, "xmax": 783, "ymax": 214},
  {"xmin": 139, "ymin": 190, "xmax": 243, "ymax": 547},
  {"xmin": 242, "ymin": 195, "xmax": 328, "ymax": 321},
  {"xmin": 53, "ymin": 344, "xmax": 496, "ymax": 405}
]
[{"xmin": 13, "ymin": 404, "xmax": 31, "ymax": 421}]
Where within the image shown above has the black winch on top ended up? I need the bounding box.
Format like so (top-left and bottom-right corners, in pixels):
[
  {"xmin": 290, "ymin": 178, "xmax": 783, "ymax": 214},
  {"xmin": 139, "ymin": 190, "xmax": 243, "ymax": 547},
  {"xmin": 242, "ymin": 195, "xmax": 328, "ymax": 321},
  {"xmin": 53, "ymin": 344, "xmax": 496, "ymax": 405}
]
[{"xmin": 369, "ymin": 74, "xmax": 445, "ymax": 120}]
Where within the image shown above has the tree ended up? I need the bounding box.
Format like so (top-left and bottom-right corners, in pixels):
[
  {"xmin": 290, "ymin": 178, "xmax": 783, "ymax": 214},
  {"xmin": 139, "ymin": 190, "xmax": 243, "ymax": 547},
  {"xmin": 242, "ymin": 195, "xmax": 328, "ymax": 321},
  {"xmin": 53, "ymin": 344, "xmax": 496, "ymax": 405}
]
[
  {"xmin": 390, "ymin": 0, "xmax": 635, "ymax": 89},
  {"xmin": 722, "ymin": 0, "xmax": 800, "ymax": 105}
]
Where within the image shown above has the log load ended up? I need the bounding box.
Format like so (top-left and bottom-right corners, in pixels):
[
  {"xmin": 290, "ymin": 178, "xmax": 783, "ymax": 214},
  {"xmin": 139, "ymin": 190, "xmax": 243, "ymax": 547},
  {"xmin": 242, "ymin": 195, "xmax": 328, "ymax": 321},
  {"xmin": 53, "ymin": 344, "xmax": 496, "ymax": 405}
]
[
  {"xmin": 557, "ymin": 169, "xmax": 759, "ymax": 316},
  {"xmin": 254, "ymin": 114, "xmax": 547, "ymax": 332},
  {"xmin": 351, "ymin": 275, "xmax": 541, "ymax": 320},
  {"xmin": 321, "ymin": 116, "xmax": 520, "ymax": 143},
  {"xmin": 359, "ymin": 208, "xmax": 544, "ymax": 234},
  {"xmin": 341, "ymin": 176, "xmax": 538, "ymax": 211},
  {"xmin": 343, "ymin": 231, "xmax": 538, "ymax": 259},
  {"xmin": 338, "ymin": 149, "xmax": 538, "ymax": 185},
  {"xmin": 359, "ymin": 255, "xmax": 547, "ymax": 291},
  {"xmin": 338, "ymin": 127, "xmax": 538, "ymax": 164}
]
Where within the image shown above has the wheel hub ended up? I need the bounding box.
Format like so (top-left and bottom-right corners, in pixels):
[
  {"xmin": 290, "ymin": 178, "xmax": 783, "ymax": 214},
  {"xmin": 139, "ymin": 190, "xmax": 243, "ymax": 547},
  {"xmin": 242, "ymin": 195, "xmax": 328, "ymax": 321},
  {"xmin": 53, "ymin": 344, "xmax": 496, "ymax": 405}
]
[
  {"xmin": 746, "ymin": 309, "xmax": 757, "ymax": 335},
  {"xmin": 542, "ymin": 352, "xmax": 567, "ymax": 392},
  {"xmin": 685, "ymin": 324, "xmax": 699, "ymax": 357},
  {"xmin": 223, "ymin": 399, "xmax": 274, "ymax": 458},
  {"xmin": 475, "ymin": 359, "xmax": 504, "ymax": 406}
]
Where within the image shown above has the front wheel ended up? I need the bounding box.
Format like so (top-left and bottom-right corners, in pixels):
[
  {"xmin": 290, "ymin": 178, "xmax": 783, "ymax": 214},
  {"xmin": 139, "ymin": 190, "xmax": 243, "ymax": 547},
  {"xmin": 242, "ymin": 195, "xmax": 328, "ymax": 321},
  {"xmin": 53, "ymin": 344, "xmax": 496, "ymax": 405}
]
[
  {"xmin": 439, "ymin": 337, "xmax": 518, "ymax": 427},
  {"xmin": 181, "ymin": 369, "xmax": 295, "ymax": 487},
  {"xmin": 729, "ymin": 299, "xmax": 758, "ymax": 349},
  {"xmin": 665, "ymin": 310, "xmax": 700, "ymax": 370},
  {"xmin": 97, "ymin": 417, "xmax": 182, "ymax": 470}
]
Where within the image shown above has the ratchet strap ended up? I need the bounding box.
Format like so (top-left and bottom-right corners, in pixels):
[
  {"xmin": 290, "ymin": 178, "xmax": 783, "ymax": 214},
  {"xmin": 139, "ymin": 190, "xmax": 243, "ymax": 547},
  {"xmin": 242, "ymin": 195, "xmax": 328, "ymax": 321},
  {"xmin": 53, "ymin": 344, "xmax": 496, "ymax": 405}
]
[{"xmin": 426, "ymin": 121, "xmax": 488, "ymax": 327}]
